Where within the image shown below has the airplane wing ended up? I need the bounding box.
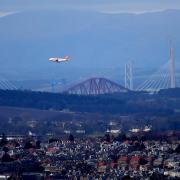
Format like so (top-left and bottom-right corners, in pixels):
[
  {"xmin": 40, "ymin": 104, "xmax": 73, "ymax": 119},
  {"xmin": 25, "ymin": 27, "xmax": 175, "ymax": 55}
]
[{"xmin": 49, "ymin": 56, "xmax": 70, "ymax": 63}]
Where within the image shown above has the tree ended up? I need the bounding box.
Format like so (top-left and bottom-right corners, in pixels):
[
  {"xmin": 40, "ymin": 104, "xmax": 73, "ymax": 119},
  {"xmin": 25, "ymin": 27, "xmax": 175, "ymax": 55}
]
[
  {"xmin": 175, "ymin": 144, "xmax": 180, "ymax": 153},
  {"xmin": 2, "ymin": 146, "xmax": 9, "ymax": 153},
  {"xmin": 1, "ymin": 152, "xmax": 13, "ymax": 162},
  {"xmin": 24, "ymin": 141, "xmax": 33, "ymax": 149},
  {"xmin": 68, "ymin": 134, "xmax": 74, "ymax": 142},
  {"xmin": 0, "ymin": 133, "xmax": 8, "ymax": 146},
  {"xmin": 114, "ymin": 133, "xmax": 126, "ymax": 142},
  {"xmin": 36, "ymin": 140, "xmax": 41, "ymax": 149},
  {"xmin": 104, "ymin": 133, "xmax": 110, "ymax": 143}
]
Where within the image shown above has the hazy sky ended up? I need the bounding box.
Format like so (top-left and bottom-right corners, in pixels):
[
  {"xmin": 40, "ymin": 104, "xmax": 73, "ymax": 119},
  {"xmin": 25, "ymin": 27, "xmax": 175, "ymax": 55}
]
[
  {"xmin": 0, "ymin": 0, "xmax": 180, "ymax": 83},
  {"xmin": 0, "ymin": 0, "xmax": 180, "ymax": 16}
]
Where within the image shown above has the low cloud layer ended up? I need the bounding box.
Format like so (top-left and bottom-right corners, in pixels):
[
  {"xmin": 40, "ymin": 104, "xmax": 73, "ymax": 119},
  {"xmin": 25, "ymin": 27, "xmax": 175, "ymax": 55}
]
[
  {"xmin": 0, "ymin": 11, "xmax": 17, "ymax": 18},
  {"xmin": 0, "ymin": 0, "xmax": 180, "ymax": 14}
]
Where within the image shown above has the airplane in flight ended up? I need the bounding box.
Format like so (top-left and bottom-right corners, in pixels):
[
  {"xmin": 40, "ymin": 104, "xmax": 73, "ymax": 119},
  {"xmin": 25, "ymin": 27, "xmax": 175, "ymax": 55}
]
[{"xmin": 49, "ymin": 56, "xmax": 70, "ymax": 63}]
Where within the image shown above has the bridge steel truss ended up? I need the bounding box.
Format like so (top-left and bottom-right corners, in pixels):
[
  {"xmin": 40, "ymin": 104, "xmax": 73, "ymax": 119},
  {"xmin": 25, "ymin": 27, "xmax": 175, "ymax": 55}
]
[{"xmin": 64, "ymin": 77, "xmax": 128, "ymax": 95}]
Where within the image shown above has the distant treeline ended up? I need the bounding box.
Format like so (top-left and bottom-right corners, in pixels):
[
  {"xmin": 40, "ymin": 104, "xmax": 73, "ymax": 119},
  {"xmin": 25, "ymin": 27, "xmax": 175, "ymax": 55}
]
[{"xmin": 0, "ymin": 88, "xmax": 180, "ymax": 115}]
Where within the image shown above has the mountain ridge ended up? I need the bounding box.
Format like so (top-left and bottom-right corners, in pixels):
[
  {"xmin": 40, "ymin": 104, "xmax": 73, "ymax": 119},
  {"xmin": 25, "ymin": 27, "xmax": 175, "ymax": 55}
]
[{"xmin": 0, "ymin": 9, "xmax": 180, "ymax": 81}]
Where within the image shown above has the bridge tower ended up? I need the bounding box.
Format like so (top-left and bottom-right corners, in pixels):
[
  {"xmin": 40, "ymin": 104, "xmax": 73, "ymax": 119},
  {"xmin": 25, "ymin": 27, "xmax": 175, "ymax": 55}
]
[
  {"xmin": 51, "ymin": 80, "xmax": 58, "ymax": 93},
  {"xmin": 169, "ymin": 46, "xmax": 176, "ymax": 88},
  {"xmin": 125, "ymin": 62, "xmax": 133, "ymax": 90}
]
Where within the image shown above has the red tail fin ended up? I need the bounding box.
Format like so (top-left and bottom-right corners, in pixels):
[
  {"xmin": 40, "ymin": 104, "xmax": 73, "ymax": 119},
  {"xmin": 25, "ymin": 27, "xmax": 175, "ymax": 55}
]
[{"xmin": 64, "ymin": 56, "xmax": 70, "ymax": 60}]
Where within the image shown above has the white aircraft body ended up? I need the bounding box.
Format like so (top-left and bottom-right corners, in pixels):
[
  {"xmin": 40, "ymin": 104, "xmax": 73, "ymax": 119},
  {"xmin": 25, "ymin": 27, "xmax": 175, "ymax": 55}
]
[{"xmin": 49, "ymin": 56, "xmax": 70, "ymax": 63}]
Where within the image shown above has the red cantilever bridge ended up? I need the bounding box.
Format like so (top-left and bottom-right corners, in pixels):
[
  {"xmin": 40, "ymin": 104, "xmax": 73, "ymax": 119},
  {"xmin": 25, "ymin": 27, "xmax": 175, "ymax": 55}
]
[{"xmin": 63, "ymin": 77, "xmax": 128, "ymax": 95}]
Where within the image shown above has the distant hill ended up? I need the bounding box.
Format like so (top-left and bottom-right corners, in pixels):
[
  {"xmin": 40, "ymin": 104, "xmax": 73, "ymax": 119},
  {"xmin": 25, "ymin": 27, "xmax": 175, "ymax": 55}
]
[
  {"xmin": 0, "ymin": 89, "xmax": 180, "ymax": 134},
  {"xmin": 0, "ymin": 106, "xmax": 65, "ymax": 120},
  {"xmin": 0, "ymin": 88, "xmax": 180, "ymax": 115},
  {"xmin": 0, "ymin": 9, "xmax": 180, "ymax": 81}
]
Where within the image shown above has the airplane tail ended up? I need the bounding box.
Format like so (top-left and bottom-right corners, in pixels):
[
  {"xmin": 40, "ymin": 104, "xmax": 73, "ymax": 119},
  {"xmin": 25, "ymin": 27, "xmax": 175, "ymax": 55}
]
[{"xmin": 64, "ymin": 56, "xmax": 70, "ymax": 60}]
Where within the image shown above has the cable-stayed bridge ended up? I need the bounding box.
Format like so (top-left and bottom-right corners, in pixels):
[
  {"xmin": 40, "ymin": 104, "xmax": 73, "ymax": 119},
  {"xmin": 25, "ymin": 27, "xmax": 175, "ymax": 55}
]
[
  {"xmin": 0, "ymin": 47, "xmax": 179, "ymax": 94},
  {"xmin": 0, "ymin": 75, "xmax": 17, "ymax": 90},
  {"xmin": 136, "ymin": 62, "xmax": 178, "ymax": 93},
  {"xmin": 136, "ymin": 47, "xmax": 178, "ymax": 93}
]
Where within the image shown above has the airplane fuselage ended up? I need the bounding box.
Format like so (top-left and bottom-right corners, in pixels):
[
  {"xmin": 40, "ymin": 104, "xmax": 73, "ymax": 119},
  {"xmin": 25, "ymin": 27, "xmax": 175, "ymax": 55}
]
[{"xmin": 49, "ymin": 56, "xmax": 70, "ymax": 63}]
